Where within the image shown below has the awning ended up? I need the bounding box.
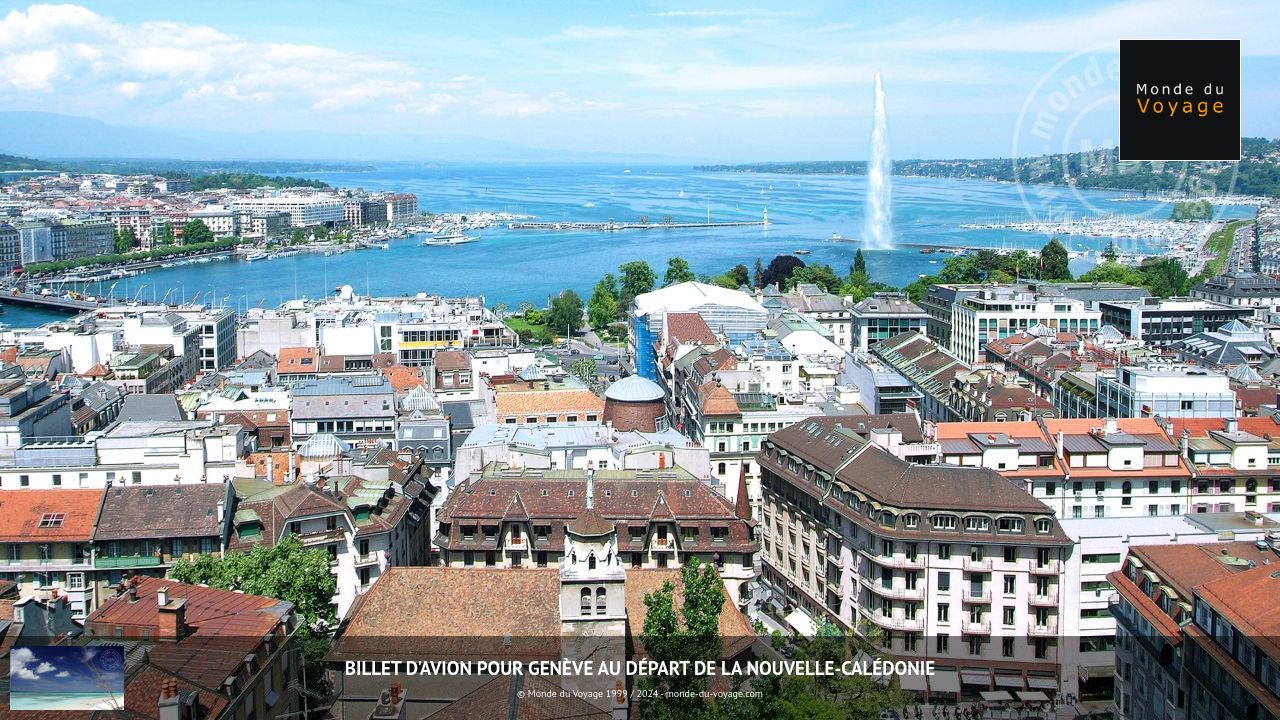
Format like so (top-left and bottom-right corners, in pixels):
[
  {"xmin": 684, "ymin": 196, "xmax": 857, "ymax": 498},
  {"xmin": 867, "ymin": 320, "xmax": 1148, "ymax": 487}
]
[
  {"xmin": 899, "ymin": 672, "xmax": 928, "ymax": 692},
  {"xmin": 1017, "ymin": 690, "xmax": 1050, "ymax": 702},
  {"xmin": 980, "ymin": 690, "xmax": 1013, "ymax": 702},
  {"xmin": 960, "ymin": 670, "xmax": 989, "ymax": 686},
  {"xmin": 1027, "ymin": 676, "xmax": 1060, "ymax": 689},
  {"xmin": 994, "ymin": 675, "xmax": 1023, "ymax": 687},
  {"xmin": 784, "ymin": 609, "xmax": 816, "ymax": 638},
  {"xmin": 930, "ymin": 670, "xmax": 961, "ymax": 694}
]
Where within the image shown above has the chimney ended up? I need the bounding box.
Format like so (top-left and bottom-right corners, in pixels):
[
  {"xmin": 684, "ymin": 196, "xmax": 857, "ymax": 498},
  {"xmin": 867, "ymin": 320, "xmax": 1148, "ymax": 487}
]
[
  {"xmin": 1102, "ymin": 417, "xmax": 1118, "ymax": 435},
  {"xmin": 370, "ymin": 682, "xmax": 408, "ymax": 720},
  {"xmin": 157, "ymin": 586, "xmax": 168, "ymax": 607},
  {"xmin": 1180, "ymin": 429, "xmax": 1190, "ymax": 459},
  {"xmin": 585, "ymin": 463, "xmax": 595, "ymax": 509},
  {"xmin": 128, "ymin": 585, "xmax": 138, "ymax": 603},
  {"xmin": 158, "ymin": 593, "xmax": 187, "ymax": 642},
  {"xmin": 1225, "ymin": 417, "xmax": 1239, "ymax": 434},
  {"xmin": 158, "ymin": 679, "xmax": 183, "ymax": 720},
  {"xmin": 1055, "ymin": 430, "xmax": 1064, "ymax": 460}
]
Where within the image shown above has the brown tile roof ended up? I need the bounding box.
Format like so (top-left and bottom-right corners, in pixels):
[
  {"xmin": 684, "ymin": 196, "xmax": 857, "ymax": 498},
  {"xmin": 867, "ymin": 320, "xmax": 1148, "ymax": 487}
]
[
  {"xmin": 122, "ymin": 664, "xmax": 231, "ymax": 720},
  {"xmin": 1169, "ymin": 416, "xmax": 1280, "ymax": 438},
  {"xmin": 665, "ymin": 312, "xmax": 718, "ymax": 346},
  {"xmin": 85, "ymin": 576, "xmax": 293, "ymax": 691},
  {"xmin": 1194, "ymin": 564, "xmax": 1280, "ymax": 660},
  {"xmin": 276, "ymin": 346, "xmax": 317, "ymax": 374},
  {"xmin": 429, "ymin": 674, "xmax": 610, "ymax": 720},
  {"xmin": 567, "ymin": 507, "xmax": 614, "ymax": 536},
  {"xmin": 433, "ymin": 349, "xmax": 472, "ymax": 371},
  {"xmin": 245, "ymin": 451, "xmax": 297, "ymax": 484},
  {"xmin": 0, "ymin": 489, "xmax": 101, "ymax": 542},
  {"xmin": 94, "ymin": 484, "xmax": 226, "ymax": 542},
  {"xmin": 495, "ymin": 390, "xmax": 604, "ymax": 418},
  {"xmin": 1128, "ymin": 542, "xmax": 1268, "ymax": 600},
  {"xmin": 698, "ymin": 381, "xmax": 739, "ymax": 416},
  {"xmin": 330, "ymin": 567, "xmax": 564, "ymax": 661},
  {"xmin": 83, "ymin": 362, "xmax": 113, "ymax": 378},
  {"xmin": 380, "ymin": 365, "xmax": 425, "ymax": 393}
]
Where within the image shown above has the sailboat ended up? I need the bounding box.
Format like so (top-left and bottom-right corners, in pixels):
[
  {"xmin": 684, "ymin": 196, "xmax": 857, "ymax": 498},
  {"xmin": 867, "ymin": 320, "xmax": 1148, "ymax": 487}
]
[{"xmin": 679, "ymin": 189, "xmax": 685, "ymax": 198}]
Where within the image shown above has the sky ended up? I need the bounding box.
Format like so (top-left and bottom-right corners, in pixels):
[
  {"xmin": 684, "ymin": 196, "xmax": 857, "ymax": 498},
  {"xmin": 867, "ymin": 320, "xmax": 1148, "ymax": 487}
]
[
  {"xmin": 0, "ymin": 1, "xmax": 1278, "ymax": 161},
  {"xmin": 9, "ymin": 646, "xmax": 125, "ymax": 697}
]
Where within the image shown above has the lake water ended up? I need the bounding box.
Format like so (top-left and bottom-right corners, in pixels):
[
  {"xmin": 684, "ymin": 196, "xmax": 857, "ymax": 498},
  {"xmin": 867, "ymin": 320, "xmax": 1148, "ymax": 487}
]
[{"xmin": 5, "ymin": 165, "xmax": 1255, "ymax": 327}]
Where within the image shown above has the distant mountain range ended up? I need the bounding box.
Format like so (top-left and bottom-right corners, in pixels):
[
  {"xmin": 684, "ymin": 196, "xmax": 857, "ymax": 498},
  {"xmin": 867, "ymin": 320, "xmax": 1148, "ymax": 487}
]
[
  {"xmin": 0, "ymin": 111, "xmax": 676, "ymax": 166},
  {"xmin": 696, "ymin": 138, "xmax": 1280, "ymax": 197}
]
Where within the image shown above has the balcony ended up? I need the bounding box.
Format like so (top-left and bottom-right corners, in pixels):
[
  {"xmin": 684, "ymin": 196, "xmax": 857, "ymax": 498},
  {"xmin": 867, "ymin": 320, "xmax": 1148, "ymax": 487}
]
[
  {"xmin": 506, "ymin": 536, "xmax": 526, "ymax": 550},
  {"xmin": 864, "ymin": 580, "xmax": 925, "ymax": 601},
  {"xmin": 1028, "ymin": 618, "xmax": 1059, "ymax": 636},
  {"xmin": 353, "ymin": 552, "xmax": 381, "ymax": 567},
  {"xmin": 1030, "ymin": 560, "xmax": 1062, "ymax": 575},
  {"xmin": 299, "ymin": 529, "xmax": 345, "ymax": 547},
  {"xmin": 962, "ymin": 588, "xmax": 992, "ymax": 603},
  {"xmin": 869, "ymin": 613, "xmax": 924, "ymax": 631},
  {"xmin": 963, "ymin": 557, "xmax": 993, "ymax": 571},
  {"xmin": 961, "ymin": 619, "xmax": 992, "ymax": 634},
  {"xmin": 1029, "ymin": 593, "xmax": 1059, "ymax": 607},
  {"xmin": 95, "ymin": 555, "xmax": 164, "ymax": 569},
  {"xmin": 861, "ymin": 548, "xmax": 924, "ymax": 569},
  {"xmin": 5, "ymin": 558, "xmax": 93, "ymax": 569},
  {"xmin": 651, "ymin": 537, "xmax": 675, "ymax": 552}
]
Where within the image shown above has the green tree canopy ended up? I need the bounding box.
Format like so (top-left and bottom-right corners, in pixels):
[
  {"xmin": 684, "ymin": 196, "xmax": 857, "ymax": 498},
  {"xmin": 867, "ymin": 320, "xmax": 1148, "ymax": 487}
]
[
  {"xmin": 789, "ymin": 262, "xmax": 842, "ymax": 293},
  {"xmin": 546, "ymin": 289, "xmax": 585, "ymax": 336},
  {"xmin": 181, "ymin": 218, "xmax": 214, "ymax": 246},
  {"xmin": 637, "ymin": 559, "xmax": 725, "ymax": 720},
  {"xmin": 759, "ymin": 255, "xmax": 806, "ymax": 290},
  {"xmin": 113, "ymin": 228, "xmax": 137, "ymax": 255},
  {"xmin": 725, "ymin": 264, "xmax": 750, "ymax": 288},
  {"xmin": 664, "ymin": 257, "xmax": 696, "ymax": 286},
  {"xmin": 1039, "ymin": 238, "xmax": 1072, "ymax": 281},
  {"xmin": 853, "ymin": 249, "xmax": 867, "ymax": 276},
  {"xmin": 588, "ymin": 275, "xmax": 619, "ymax": 329},
  {"xmin": 619, "ymin": 260, "xmax": 657, "ymax": 299}
]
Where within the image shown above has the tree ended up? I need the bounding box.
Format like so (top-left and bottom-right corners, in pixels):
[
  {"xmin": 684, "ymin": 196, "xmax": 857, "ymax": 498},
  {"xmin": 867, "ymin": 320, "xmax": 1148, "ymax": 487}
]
[
  {"xmin": 1140, "ymin": 257, "xmax": 1191, "ymax": 297},
  {"xmin": 567, "ymin": 357, "xmax": 597, "ymax": 385},
  {"xmin": 492, "ymin": 302, "xmax": 509, "ymax": 319},
  {"xmin": 158, "ymin": 222, "xmax": 176, "ymax": 247},
  {"xmin": 516, "ymin": 301, "xmax": 535, "ymax": 317},
  {"xmin": 169, "ymin": 534, "xmax": 337, "ymax": 702},
  {"xmin": 182, "ymin": 219, "xmax": 214, "ymax": 246},
  {"xmin": 290, "ymin": 227, "xmax": 306, "ymax": 245},
  {"xmin": 752, "ymin": 258, "xmax": 764, "ymax": 288},
  {"xmin": 853, "ymin": 249, "xmax": 867, "ymax": 276},
  {"xmin": 726, "ymin": 264, "xmax": 750, "ymax": 288},
  {"xmin": 763, "ymin": 622, "xmax": 907, "ymax": 719},
  {"xmin": 758, "ymin": 255, "xmax": 806, "ymax": 290},
  {"xmin": 1102, "ymin": 240, "xmax": 1119, "ymax": 262},
  {"xmin": 1039, "ymin": 238, "xmax": 1072, "ymax": 281},
  {"xmin": 546, "ymin": 289, "xmax": 585, "ymax": 336},
  {"xmin": 113, "ymin": 228, "xmax": 136, "ymax": 254},
  {"xmin": 664, "ymin": 256, "xmax": 696, "ymax": 286},
  {"xmin": 619, "ymin": 260, "xmax": 656, "ymax": 298},
  {"xmin": 588, "ymin": 276, "xmax": 619, "ymax": 329},
  {"xmin": 637, "ymin": 558, "xmax": 725, "ymax": 720},
  {"xmin": 789, "ymin": 263, "xmax": 842, "ymax": 293},
  {"xmin": 1078, "ymin": 261, "xmax": 1143, "ymax": 285},
  {"xmin": 313, "ymin": 225, "xmax": 330, "ymax": 241}
]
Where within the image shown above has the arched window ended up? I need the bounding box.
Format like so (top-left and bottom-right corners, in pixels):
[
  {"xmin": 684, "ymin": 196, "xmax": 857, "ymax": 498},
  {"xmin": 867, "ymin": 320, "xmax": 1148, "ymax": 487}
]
[
  {"xmin": 1122, "ymin": 482, "xmax": 1132, "ymax": 494},
  {"xmin": 1247, "ymin": 479, "xmax": 1258, "ymax": 492},
  {"xmin": 588, "ymin": 554, "xmax": 597, "ymax": 571},
  {"xmin": 596, "ymin": 588, "xmax": 607, "ymax": 615},
  {"xmin": 580, "ymin": 587, "xmax": 591, "ymax": 615}
]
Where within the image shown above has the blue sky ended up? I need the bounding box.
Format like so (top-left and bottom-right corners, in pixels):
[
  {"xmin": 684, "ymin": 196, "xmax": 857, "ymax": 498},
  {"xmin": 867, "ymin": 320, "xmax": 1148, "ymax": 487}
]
[
  {"xmin": 9, "ymin": 646, "xmax": 125, "ymax": 696},
  {"xmin": 0, "ymin": 1, "xmax": 1277, "ymax": 161}
]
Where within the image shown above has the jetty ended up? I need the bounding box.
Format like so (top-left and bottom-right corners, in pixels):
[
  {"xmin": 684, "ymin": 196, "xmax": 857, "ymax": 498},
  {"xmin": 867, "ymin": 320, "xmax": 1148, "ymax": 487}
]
[
  {"xmin": 508, "ymin": 211, "xmax": 770, "ymax": 233},
  {"xmin": 0, "ymin": 289, "xmax": 106, "ymax": 312}
]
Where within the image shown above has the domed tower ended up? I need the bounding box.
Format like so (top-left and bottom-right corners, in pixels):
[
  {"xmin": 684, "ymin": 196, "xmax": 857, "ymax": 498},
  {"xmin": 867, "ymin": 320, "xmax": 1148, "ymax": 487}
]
[{"xmin": 602, "ymin": 375, "xmax": 666, "ymax": 432}]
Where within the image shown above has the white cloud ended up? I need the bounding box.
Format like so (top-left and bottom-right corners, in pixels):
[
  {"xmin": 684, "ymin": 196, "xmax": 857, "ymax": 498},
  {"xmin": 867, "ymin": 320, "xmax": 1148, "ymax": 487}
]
[
  {"xmin": 35, "ymin": 662, "xmax": 55, "ymax": 674},
  {"xmin": 56, "ymin": 671, "xmax": 70, "ymax": 678},
  {"xmin": 8, "ymin": 648, "xmax": 44, "ymax": 680},
  {"xmin": 116, "ymin": 81, "xmax": 140, "ymax": 97}
]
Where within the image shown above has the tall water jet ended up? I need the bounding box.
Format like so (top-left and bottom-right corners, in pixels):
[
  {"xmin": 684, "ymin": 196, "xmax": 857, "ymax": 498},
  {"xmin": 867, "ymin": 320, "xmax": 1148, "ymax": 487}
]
[{"xmin": 863, "ymin": 73, "xmax": 893, "ymax": 250}]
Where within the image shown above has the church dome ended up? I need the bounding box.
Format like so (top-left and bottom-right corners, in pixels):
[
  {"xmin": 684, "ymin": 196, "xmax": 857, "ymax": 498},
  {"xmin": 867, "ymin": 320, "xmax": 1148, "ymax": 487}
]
[{"xmin": 604, "ymin": 375, "xmax": 664, "ymax": 403}]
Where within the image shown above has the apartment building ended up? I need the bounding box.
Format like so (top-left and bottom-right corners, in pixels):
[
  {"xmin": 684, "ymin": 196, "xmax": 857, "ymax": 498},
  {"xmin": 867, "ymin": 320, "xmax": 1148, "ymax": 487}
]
[
  {"xmin": 850, "ymin": 293, "xmax": 929, "ymax": 352},
  {"xmin": 950, "ymin": 285, "xmax": 1101, "ymax": 364},
  {"xmin": 384, "ymin": 193, "xmax": 419, "ymax": 223},
  {"xmin": 82, "ymin": 576, "xmax": 300, "ymax": 720},
  {"xmin": 1191, "ymin": 270, "xmax": 1280, "ymax": 317},
  {"xmin": 0, "ymin": 364, "xmax": 74, "ymax": 462},
  {"xmin": 0, "ymin": 488, "xmax": 100, "ymax": 617},
  {"xmin": 759, "ymin": 416, "xmax": 1073, "ymax": 698},
  {"xmin": 433, "ymin": 464, "xmax": 759, "ymax": 605},
  {"xmin": 1169, "ymin": 416, "xmax": 1280, "ymax": 514},
  {"xmin": 1109, "ymin": 541, "xmax": 1280, "ymax": 720},
  {"xmin": 228, "ymin": 447, "xmax": 435, "ymax": 618},
  {"xmin": 289, "ymin": 375, "xmax": 397, "ymax": 446},
  {"xmin": 1093, "ymin": 365, "xmax": 1238, "ymax": 419},
  {"xmin": 230, "ymin": 195, "xmax": 345, "ymax": 227},
  {"xmin": 0, "ymin": 222, "xmax": 21, "ymax": 272},
  {"xmin": 872, "ymin": 331, "xmax": 970, "ymax": 422},
  {"xmin": 773, "ymin": 283, "xmax": 856, "ymax": 351}
]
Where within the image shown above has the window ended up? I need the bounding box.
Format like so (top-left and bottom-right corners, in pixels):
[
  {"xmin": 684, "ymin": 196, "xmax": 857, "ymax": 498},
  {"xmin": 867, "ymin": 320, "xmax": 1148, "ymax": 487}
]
[
  {"xmin": 1002, "ymin": 575, "xmax": 1016, "ymax": 595},
  {"xmin": 37, "ymin": 513, "xmax": 65, "ymax": 528},
  {"xmin": 485, "ymin": 551, "xmax": 496, "ymax": 567},
  {"xmin": 997, "ymin": 517, "xmax": 1024, "ymax": 533},
  {"xmin": 1002, "ymin": 637, "xmax": 1015, "ymax": 657},
  {"xmin": 596, "ymin": 588, "xmax": 607, "ymax": 615},
  {"xmin": 937, "ymin": 571, "xmax": 950, "ymax": 592},
  {"xmin": 937, "ymin": 604, "xmax": 950, "ymax": 623},
  {"xmin": 51, "ymin": 474, "xmax": 61, "ymax": 487},
  {"xmin": 19, "ymin": 475, "xmax": 29, "ymax": 487},
  {"xmin": 936, "ymin": 635, "xmax": 949, "ymax": 654},
  {"xmin": 1003, "ymin": 607, "xmax": 1015, "ymax": 626},
  {"xmin": 580, "ymin": 588, "xmax": 592, "ymax": 616},
  {"xmin": 938, "ymin": 544, "xmax": 951, "ymax": 560},
  {"xmin": 537, "ymin": 552, "xmax": 547, "ymax": 567},
  {"xmin": 1003, "ymin": 546, "xmax": 1017, "ymax": 563}
]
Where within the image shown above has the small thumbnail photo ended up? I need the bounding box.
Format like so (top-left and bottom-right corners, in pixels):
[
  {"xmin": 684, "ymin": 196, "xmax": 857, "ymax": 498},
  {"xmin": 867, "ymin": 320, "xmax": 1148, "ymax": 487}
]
[{"xmin": 8, "ymin": 645, "xmax": 125, "ymax": 711}]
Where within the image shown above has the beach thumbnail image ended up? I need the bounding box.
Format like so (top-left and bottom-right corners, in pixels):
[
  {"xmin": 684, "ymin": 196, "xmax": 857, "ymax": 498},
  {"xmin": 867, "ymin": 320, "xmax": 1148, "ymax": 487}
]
[{"xmin": 7, "ymin": 645, "xmax": 125, "ymax": 711}]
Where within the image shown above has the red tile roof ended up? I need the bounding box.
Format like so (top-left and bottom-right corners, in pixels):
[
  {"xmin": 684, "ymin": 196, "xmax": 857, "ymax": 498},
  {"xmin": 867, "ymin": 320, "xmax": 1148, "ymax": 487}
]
[
  {"xmin": 665, "ymin": 312, "xmax": 718, "ymax": 346},
  {"xmin": 0, "ymin": 489, "xmax": 102, "ymax": 542},
  {"xmin": 1169, "ymin": 416, "xmax": 1280, "ymax": 438},
  {"xmin": 276, "ymin": 347, "xmax": 317, "ymax": 374},
  {"xmin": 380, "ymin": 365, "xmax": 424, "ymax": 394},
  {"xmin": 433, "ymin": 349, "xmax": 472, "ymax": 371}
]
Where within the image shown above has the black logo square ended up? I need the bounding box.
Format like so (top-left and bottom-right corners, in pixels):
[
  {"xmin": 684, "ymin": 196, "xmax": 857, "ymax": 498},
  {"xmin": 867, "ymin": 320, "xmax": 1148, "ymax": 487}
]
[{"xmin": 1119, "ymin": 39, "xmax": 1240, "ymax": 161}]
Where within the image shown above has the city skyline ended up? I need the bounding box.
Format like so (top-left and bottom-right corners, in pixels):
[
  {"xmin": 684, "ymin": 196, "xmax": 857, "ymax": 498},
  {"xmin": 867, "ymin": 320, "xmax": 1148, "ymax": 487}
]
[{"xmin": 1, "ymin": 1, "xmax": 1278, "ymax": 162}]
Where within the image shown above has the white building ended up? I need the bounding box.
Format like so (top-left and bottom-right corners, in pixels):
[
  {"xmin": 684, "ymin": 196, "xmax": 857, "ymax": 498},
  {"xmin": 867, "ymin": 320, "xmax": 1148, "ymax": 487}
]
[
  {"xmin": 1094, "ymin": 365, "xmax": 1237, "ymax": 419},
  {"xmin": 231, "ymin": 196, "xmax": 345, "ymax": 227},
  {"xmin": 951, "ymin": 286, "xmax": 1101, "ymax": 363}
]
